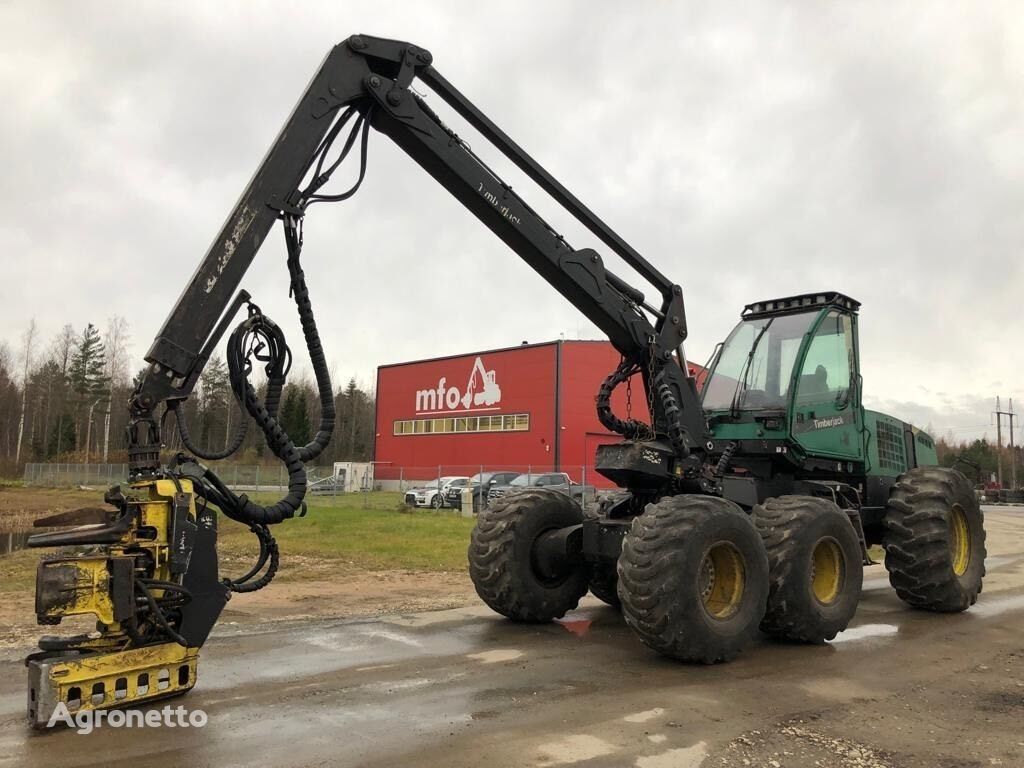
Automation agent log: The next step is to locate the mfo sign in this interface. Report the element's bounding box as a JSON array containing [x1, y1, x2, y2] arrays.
[[414, 356, 502, 414]]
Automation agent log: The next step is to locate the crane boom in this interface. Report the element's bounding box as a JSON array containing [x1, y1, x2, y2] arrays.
[[25, 34, 713, 727]]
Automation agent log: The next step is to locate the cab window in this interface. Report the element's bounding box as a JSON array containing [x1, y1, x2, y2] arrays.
[[795, 311, 853, 404]]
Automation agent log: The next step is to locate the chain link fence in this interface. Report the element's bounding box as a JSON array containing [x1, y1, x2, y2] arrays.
[[23, 463, 329, 491], [22, 462, 612, 515]]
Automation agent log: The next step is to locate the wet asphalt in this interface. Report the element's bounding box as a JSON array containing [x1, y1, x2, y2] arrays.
[[2, 506, 1023, 768]]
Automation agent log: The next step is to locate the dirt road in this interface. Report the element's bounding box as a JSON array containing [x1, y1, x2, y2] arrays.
[[2, 507, 1023, 768]]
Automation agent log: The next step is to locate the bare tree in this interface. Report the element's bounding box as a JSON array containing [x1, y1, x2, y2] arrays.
[[102, 316, 130, 462], [49, 324, 77, 457], [14, 318, 38, 463]]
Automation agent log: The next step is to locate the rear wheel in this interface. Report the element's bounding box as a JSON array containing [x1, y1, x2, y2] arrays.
[[468, 489, 588, 622], [754, 496, 863, 642], [884, 466, 986, 611], [617, 495, 768, 663]]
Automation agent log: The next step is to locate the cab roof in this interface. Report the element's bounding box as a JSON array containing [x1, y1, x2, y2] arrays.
[[741, 291, 860, 320]]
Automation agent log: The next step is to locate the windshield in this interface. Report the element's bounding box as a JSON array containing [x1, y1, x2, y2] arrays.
[[701, 312, 818, 411], [509, 474, 533, 486]]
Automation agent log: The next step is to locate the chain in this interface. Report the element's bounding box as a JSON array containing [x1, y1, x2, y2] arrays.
[[625, 372, 632, 419]]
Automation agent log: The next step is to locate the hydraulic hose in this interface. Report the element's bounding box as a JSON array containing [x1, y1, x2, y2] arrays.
[[596, 358, 651, 440]]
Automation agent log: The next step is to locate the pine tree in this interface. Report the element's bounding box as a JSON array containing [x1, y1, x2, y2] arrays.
[[69, 324, 108, 455], [69, 324, 107, 398], [281, 386, 311, 446], [198, 356, 230, 446]]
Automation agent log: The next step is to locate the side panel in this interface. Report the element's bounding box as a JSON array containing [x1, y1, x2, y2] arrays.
[[864, 410, 911, 477], [910, 426, 938, 466]]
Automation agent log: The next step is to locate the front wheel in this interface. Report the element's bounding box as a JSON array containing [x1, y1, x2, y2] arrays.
[[431, 493, 443, 509], [617, 495, 769, 663], [884, 467, 986, 611], [468, 489, 588, 622]]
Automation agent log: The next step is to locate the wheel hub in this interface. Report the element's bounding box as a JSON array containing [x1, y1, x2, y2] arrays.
[[810, 537, 844, 605], [949, 504, 971, 576], [698, 542, 745, 620]]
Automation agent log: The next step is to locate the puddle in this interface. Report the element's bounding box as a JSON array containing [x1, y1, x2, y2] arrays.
[[971, 593, 1024, 618], [830, 623, 899, 644], [466, 649, 523, 664], [536, 734, 616, 766], [636, 742, 707, 768], [623, 708, 665, 723]]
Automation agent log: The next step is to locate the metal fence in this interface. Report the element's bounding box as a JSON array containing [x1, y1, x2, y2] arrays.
[[376, 464, 607, 492], [23, 463, 329, 491], [21, 462, 611, 514]]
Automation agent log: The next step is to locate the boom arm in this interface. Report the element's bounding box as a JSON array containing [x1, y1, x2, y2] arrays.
[[26, 34, 714, 727], [133, 34, 706, 471]]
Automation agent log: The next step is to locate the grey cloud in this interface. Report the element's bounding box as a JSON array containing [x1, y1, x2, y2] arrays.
[[0, 1, 1020, 441]]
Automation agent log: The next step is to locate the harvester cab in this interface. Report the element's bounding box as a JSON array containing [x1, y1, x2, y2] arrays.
[[702, 292, 867, 489]]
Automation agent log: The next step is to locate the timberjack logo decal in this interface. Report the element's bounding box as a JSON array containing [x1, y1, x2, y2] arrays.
[[812, 416, 846, 429], [414, 356, 502, 414], [793, 411, 853, 434]]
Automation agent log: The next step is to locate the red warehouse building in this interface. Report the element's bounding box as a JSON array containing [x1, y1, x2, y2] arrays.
[[374, 340, 704, 486]]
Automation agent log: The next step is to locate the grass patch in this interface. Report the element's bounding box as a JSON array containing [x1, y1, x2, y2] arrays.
[[0, 550, 39, 593], [219, 492, 475, 572], [0, 492, 476, 595]]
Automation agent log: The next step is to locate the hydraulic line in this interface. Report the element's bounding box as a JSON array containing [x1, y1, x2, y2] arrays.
[[596, 358, 652, 440]]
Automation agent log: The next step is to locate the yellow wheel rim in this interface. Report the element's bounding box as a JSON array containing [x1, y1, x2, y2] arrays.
[[699, 542, 745, 620], [811, 538, 844, 605], [950, 504, 971, 576]]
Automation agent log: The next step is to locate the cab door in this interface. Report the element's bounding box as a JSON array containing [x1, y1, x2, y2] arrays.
[[790, 310, 863, 461]]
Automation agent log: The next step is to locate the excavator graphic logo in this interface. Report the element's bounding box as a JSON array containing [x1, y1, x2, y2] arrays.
[[461, 357, 501, 409], [414, 356, 502, 413]]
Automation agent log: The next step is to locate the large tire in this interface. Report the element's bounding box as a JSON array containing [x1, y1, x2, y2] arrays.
[[884, 466, 986, 612], [754, 496, 863, 642], [468, 489, 588, 622], [583, 493, 630, 607], [618, 495, 769, 663]]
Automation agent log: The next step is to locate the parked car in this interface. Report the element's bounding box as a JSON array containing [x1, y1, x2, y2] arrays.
[[446, 471, 521, 512], [404, 476, 470, 508], [486, 472, 596, 504]]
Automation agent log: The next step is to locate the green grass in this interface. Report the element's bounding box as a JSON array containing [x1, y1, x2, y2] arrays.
[[0, 492, 476, 594], [217, 492, 476, 572], [0, 550, 39, 593]]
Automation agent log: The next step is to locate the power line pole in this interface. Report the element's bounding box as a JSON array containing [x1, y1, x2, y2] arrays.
[[1009, 398, 1017, 490], [995, 397, 1004, 487], [993, 396, 1018, 489]]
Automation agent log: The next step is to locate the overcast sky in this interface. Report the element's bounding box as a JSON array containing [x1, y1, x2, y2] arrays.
[[1, 2, 1021, 443]]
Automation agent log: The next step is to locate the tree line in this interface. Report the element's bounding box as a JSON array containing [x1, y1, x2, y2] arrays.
[[935, 435, 1022, 488], [0, 319, 376, 476]]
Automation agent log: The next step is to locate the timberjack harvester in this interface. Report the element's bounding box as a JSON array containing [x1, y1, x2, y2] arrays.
[[25, 35, 986, 726]]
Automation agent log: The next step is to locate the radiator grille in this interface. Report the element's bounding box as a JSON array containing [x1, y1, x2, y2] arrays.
[[876, 420, 906, 473]]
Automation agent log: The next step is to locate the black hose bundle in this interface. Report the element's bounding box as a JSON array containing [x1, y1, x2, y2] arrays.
[[163, 102, 372, 600], [596, 358, 652, 440]]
